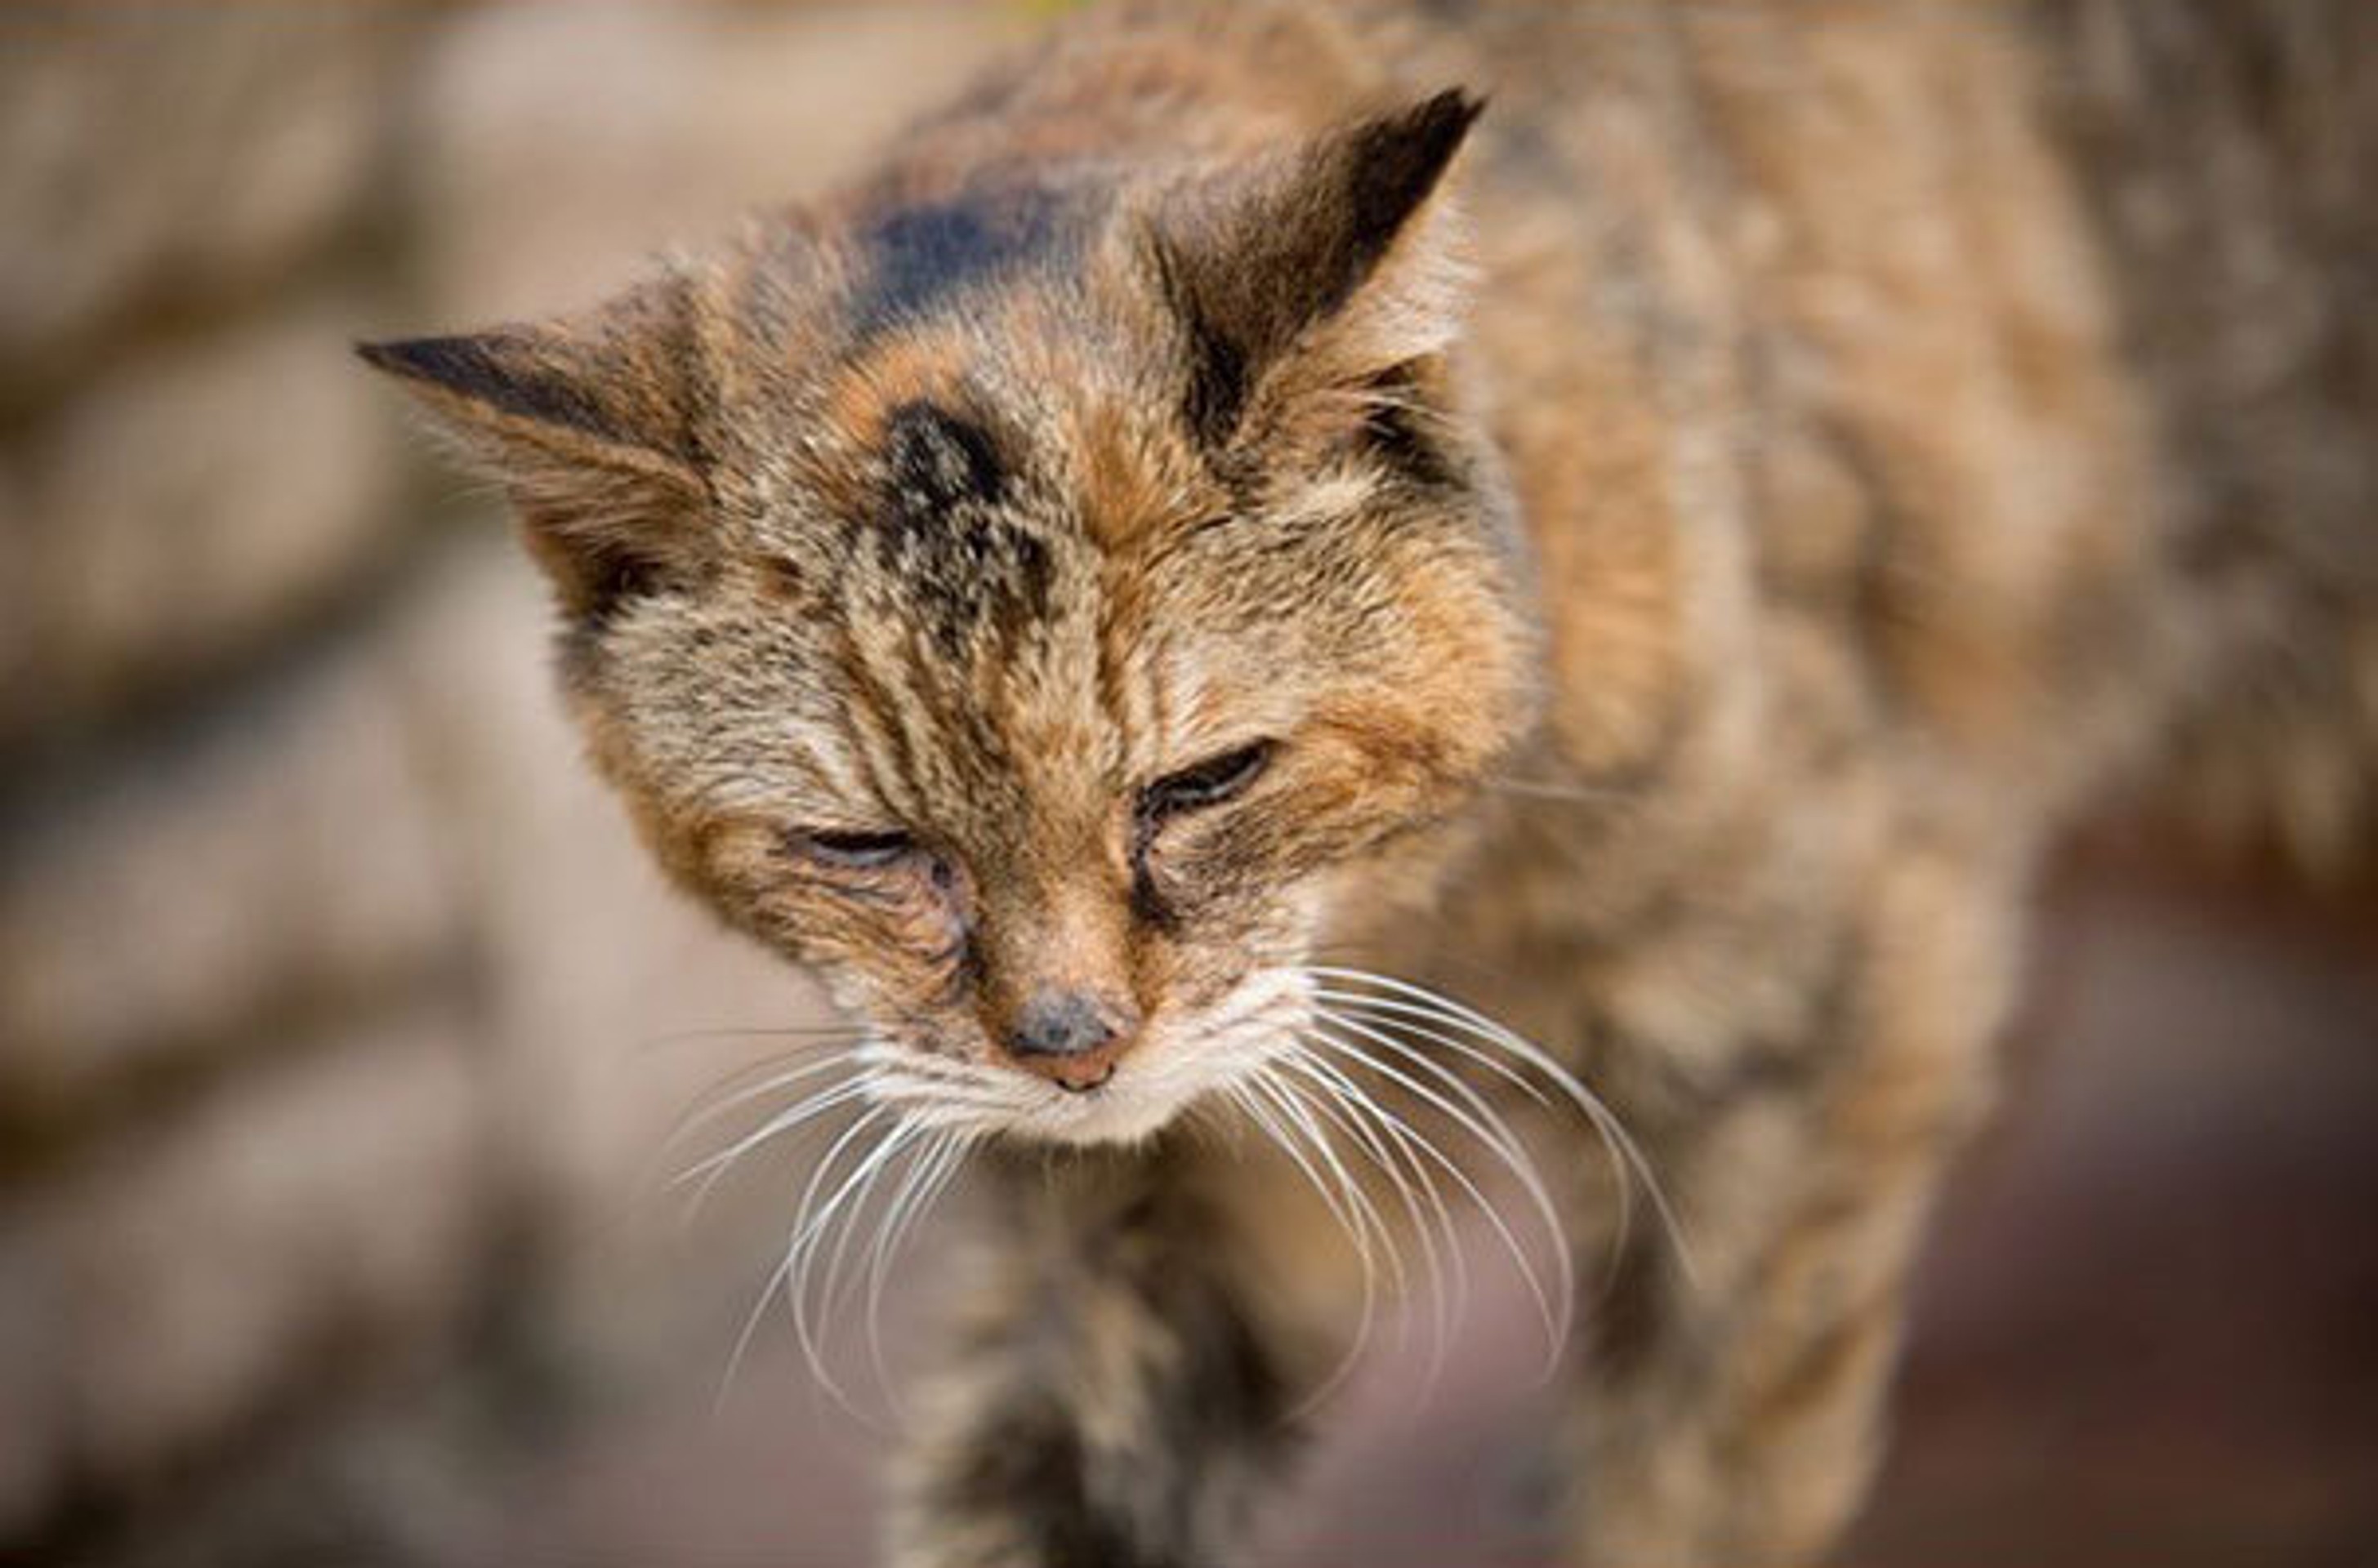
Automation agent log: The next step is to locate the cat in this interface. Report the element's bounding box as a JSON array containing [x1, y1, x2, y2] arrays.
[[360, 2, 2377, 1563]]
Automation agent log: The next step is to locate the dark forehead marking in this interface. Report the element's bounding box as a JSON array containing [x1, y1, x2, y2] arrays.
[[886, 400, 1006, 514], [873, 401, 1050, 653], [852, 183, 1073, 335]]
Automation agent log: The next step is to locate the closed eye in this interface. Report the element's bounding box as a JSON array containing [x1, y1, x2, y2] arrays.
[[1139, 740, 1274, 822], [786, 826, 917, 871]]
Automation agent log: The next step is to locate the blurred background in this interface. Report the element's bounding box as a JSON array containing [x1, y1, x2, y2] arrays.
[[0, 5, 2371, 1565]]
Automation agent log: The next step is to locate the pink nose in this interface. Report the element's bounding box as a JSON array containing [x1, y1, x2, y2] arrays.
[[1002, 990, 1133, 1092]]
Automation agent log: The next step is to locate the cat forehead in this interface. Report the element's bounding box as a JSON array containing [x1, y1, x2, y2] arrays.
[[859, 398, 1062, 655], [843, 179, 1090, 338], [765, 290, 1216, 595]]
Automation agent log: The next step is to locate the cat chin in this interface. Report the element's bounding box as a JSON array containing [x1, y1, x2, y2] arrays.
[[998, 1085, 1194, 1149], [935, 1029, 1293, 1150], [864, 1045, 1227, 1149]]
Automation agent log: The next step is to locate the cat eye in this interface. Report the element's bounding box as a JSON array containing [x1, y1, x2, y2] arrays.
[[1140, 741, 1275, 822], [786, 826, 918, 871]]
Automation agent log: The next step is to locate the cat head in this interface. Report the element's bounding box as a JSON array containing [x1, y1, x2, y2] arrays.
[[364, 90, 1537, 1146]]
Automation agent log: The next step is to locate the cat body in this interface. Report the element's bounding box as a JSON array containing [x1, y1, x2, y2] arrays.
[[364, 2, 2377, 1563]]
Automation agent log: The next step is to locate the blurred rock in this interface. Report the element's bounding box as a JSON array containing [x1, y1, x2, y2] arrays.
[[0, 634, 461, 1125], [0, 457, 30, 723], [47, 1006, 485, 1495], [0, 1218, 69, 1543], [0, 4, 420, 400], [2, 291, 412, 743]]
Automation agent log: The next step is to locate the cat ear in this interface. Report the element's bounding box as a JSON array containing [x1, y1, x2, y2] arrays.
[[1154, 88, 1483, 445], [358, 274, 711, 622]]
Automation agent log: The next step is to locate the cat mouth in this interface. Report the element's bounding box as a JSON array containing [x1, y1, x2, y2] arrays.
[[1050, 1062, 1116, 1094], [839, 976, 1308, 1147]]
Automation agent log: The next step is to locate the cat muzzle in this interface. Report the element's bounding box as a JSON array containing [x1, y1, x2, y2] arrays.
[[1002, 989, 1134, 1093]]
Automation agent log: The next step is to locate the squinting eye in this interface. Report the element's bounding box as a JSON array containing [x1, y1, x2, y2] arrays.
[[787, 826, 917, 871], [1140, 740, 1275, 822]]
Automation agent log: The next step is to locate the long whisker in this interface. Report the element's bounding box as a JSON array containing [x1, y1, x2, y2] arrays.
[[1311, 1006, 1583, 1355], [1305, 965, 1698, 1288], [716, 1102, 886, 1413], [674, 1072, 877, 1219], [1285, 1044, 1469, 1290], [663, 1049, 867, 1155], [1254, 1070, 1408, 1297], [1275, 1046, 1461, 1393], [1226, 1076, 1374, 1281], [1223, 1071, 1381, 1414], [1303, 1023, 1569, 1362], [1314, 1004, 1546, 1172], [866, 1130, 973, 1410], [788, 1114, 922, 1423], [814, 1125, 930, 1344], [1316, 986, 1635, 1282], [1257, 1068, 1416, 1413], [1310, 992, 1552, 1107], [1315, 991, 1635, 1291]]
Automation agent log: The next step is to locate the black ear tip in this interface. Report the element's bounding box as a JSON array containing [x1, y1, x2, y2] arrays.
[[1359, 87, 1485, 188], [355, 336, 446, 380], [1426, 87, 1488, 127], [351, 333, 520, 406], [1407, 87, 1486, 145]]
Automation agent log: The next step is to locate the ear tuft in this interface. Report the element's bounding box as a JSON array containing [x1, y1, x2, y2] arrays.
[[1331, 89, 1485, 316], [359, 276, 716, 625], [1155, 87, 1483, 448]]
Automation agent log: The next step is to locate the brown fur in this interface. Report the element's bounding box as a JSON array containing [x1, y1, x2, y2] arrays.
[[364, 3, 2377, 1563]]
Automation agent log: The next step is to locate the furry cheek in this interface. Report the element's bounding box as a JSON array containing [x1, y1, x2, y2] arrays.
[[696, 818, 975, 1006]]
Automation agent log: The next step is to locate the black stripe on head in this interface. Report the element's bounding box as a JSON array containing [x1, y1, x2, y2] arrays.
[[854, 185, 1071, 335], [885, 400, 1006, 520], [873, 402, 1051, 652]]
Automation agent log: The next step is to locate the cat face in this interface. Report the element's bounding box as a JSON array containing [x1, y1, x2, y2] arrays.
[[365, 91, 1536, 1145]]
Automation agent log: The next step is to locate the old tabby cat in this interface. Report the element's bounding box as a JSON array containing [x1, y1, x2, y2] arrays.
[[362, 2, 2376, 1562]]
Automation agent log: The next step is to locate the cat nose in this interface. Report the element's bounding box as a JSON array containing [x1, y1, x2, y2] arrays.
[[1002, 990, 1135, 1093]]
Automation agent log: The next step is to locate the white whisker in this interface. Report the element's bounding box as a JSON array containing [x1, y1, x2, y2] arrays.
[[1304, 1023, 1569, 1363], [675, 1071, 877, 1217], [716, 1102, 885, 1414], [663, 1050, 867, 1154], [1256, 1067, 1408, 1296], [865, 1130, 973, 1409], [787, 1113, 921, 1421], [1310, 991, 1551, 1107], [1222, 1073, 1381, 1414], [1314, 1005, 1546, 1175], [1306, 966, 1698, 1289], [1314, 991, 1632, 1287], [1275, 1046, 1461, 1393]]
